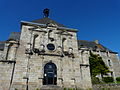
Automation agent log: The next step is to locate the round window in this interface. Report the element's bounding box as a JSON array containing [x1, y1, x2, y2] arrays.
[[47, 43, 55, 51]]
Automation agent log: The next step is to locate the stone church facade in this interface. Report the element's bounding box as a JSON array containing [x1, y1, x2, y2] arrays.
[[0, 11, 120, 90]]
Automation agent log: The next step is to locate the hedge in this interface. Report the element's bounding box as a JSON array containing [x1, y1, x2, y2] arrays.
[[116, 77, 120, 82], [102, 77, 114, 83]]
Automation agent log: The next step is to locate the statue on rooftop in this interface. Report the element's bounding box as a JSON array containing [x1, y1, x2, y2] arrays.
[[43, 8, 49, 17]]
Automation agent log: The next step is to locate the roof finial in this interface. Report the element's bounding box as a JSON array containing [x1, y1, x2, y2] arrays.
[[43, 8, 49, 17]]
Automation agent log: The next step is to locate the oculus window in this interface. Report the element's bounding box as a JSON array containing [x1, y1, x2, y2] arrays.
[[47, 43, 55, 51]]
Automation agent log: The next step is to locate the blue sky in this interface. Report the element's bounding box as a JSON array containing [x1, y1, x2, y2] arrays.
[[0, 0, 120, 57]]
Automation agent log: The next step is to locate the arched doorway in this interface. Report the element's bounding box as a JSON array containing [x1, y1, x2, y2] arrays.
[[43, 62, 57, 85]]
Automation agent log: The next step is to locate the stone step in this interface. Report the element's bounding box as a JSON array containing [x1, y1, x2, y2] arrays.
[[40, 85, 62, 90]]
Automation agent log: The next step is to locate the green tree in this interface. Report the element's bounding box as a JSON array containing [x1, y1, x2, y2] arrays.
[[89, 52, 111, 77]]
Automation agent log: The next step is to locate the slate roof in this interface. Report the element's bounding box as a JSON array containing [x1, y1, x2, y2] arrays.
[[0, 32, 21, 51], [32, 17, 66, 27], [8, 32, 21, 41], [78, 40, 113, 52], [0, 41, 5, 51]]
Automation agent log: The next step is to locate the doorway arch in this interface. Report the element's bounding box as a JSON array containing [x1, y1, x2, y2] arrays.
[[43, 62, 57, 85]]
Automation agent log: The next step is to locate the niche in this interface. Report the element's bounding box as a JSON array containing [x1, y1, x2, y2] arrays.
[[48, 30, 54, 42], [33, 34, 39, 49], [62, 38, 68, 52]]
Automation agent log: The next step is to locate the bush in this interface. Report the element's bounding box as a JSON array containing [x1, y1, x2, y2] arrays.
[[36, 88, 40, 90], [91, 77, 101, 84], [64, 88, 67, 90], [102, 77, 114, 83], [64, 88, 76, 90], [116, 77, 120, 82]]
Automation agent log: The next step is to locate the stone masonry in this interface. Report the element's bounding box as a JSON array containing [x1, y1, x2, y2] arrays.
[[0, 11, 120, 90]]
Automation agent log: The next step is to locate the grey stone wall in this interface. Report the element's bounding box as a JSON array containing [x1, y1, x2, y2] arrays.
[[0, 18, 120, 90], [10, 24, 92, 90], [78, 50, 92, 89], [0, 23, 119, 90], [0, 62, 14, 90]]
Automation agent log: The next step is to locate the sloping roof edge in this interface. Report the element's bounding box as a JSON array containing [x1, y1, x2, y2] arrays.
[[32, 17, 66, 27], [21, 21, 78, 32]]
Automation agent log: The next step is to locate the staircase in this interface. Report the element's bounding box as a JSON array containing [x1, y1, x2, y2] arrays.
[[40, 85, 63, 90]]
